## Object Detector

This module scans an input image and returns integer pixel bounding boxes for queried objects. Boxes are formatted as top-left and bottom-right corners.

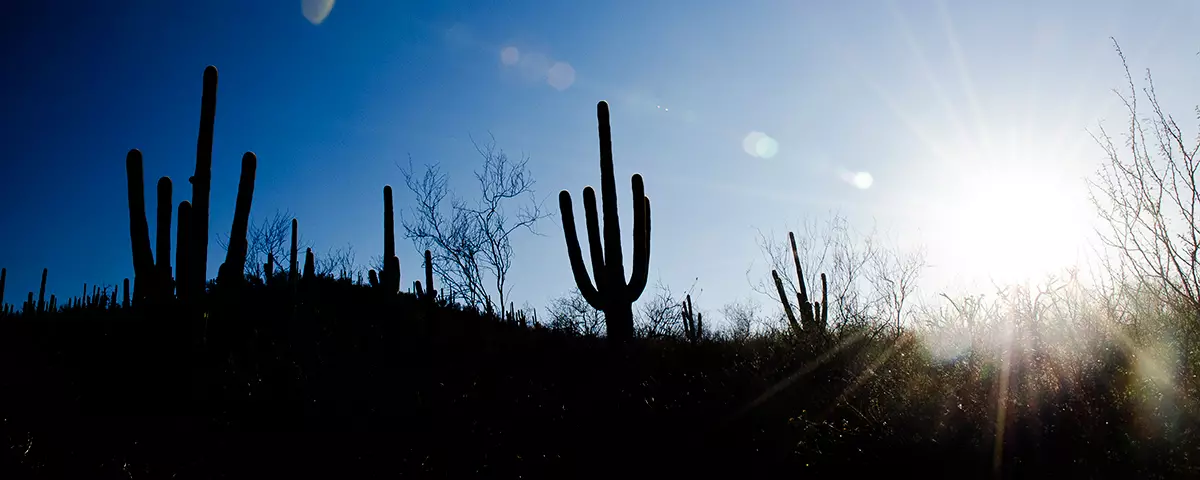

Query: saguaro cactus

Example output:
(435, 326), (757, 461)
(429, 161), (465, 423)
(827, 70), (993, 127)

(303, 248), (315, 281)
(378, 185), (401, 293)
(126, 149), (175, 304)
(559, 101), (651, 341)
(37, 268), (47, 314)
(0, 268), (6, 309)
(771, 231), (829, 336)
(414, 249), (436, 302)
(289, 218), (299, 285)
(217, 152), (257, 284)
(187, 65), (218, 302)
(681, 294), (702, 343)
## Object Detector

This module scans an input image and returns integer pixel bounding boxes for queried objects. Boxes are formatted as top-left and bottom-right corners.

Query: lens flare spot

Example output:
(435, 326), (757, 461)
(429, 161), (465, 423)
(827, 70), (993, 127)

(742, 131), (778, 158)
(853, 172), (874, 189)
(301, 0), (335, 25)
(500, 46), (520, 66)
(547, 62), (576, 91)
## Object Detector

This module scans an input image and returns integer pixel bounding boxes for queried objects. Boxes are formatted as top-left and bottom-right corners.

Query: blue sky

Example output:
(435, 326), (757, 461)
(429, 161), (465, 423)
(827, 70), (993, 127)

(1, 0), (1198, 321)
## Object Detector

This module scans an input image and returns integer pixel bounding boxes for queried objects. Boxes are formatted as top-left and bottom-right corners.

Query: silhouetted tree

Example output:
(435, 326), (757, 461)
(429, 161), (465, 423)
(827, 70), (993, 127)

(400, 134), (548, 317)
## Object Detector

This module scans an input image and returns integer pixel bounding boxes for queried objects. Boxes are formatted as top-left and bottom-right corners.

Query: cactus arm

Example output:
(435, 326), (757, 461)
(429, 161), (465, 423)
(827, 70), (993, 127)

(772, 270), (801, 335)
(788, 232), (808, 302)
(627, 175), (650, 300)
(219, 152), (256, 283)
(582, 186), (605, 289)
(559, 190), (603, 309)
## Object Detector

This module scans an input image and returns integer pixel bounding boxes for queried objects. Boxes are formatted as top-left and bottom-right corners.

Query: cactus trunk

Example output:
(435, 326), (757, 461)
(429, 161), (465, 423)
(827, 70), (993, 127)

(189, 66), (218, 302)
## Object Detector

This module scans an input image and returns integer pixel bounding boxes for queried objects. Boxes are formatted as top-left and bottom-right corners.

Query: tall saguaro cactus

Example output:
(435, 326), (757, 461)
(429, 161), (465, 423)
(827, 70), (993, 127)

(0, 268), (6, 310)
(559, 101), (652, 341)
(187, 65), (218, 303)
(379, 185), (401, 293)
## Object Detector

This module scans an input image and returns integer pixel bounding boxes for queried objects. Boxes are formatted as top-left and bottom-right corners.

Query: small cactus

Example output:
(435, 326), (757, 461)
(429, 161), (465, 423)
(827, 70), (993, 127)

(414, 250), (437, 302)
(37, 268), (47, 314)
(558, 101), (652, 341)
(265, 252), (276, 283)
(303, 248), (315, 281)
(681, 294), (702, 343)
(289, 218), (299, 286)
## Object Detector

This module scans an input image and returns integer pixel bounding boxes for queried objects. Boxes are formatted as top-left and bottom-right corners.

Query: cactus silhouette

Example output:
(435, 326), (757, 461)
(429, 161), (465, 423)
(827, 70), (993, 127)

(217, 152), (257, 285)
(771, 232), (829, 336)
(303, 248), (315, 281)
(37, 268), (47, 314)
(289, 218), (299, 286)
(682, 294), (702, 343)
(186, 65), (218, 303)
(123, 278), (130, 309)
(265, 252), (275, 283)
(558, 101), (651, 341)
(0, 267), (6, 310)
(414, 249), (436, 302)
(125, 149), (175, 305)
(373, 185), (401, 294)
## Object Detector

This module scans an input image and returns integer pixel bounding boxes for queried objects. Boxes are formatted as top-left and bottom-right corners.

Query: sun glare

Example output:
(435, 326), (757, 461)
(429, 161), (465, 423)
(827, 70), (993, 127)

(939, 158), (1091, 284)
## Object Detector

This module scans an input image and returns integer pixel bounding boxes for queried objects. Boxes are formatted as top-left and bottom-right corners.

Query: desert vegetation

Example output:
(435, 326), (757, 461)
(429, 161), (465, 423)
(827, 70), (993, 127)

(2, 48), (1200, 478)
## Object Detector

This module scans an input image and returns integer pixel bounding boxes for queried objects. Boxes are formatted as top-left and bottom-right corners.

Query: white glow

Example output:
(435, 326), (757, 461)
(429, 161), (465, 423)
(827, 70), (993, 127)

(852, 172), (874, 189)
(301, 0), (335, 25)
(742, 131), (778, 159)
(500, 47), (520, 66)
(547, 62), (576, 91)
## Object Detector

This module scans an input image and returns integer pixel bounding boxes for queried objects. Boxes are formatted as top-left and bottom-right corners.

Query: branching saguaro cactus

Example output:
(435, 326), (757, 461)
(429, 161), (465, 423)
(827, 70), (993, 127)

(559, 101), (651, 341)
(126, 150), (175, 305)
(217, 152), (257, 285)
(682, 294), (703, 343)
(771, 231), (829, 336)
(414, 249), (436, 302)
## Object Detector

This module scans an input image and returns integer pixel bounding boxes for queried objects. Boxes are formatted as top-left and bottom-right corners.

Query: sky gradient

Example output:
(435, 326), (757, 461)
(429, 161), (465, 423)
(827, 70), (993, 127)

(2, 0), (1198, 322)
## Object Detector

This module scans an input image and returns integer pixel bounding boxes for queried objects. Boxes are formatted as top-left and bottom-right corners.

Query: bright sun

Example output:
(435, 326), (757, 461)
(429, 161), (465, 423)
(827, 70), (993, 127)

(935, 151), (1095, 285)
